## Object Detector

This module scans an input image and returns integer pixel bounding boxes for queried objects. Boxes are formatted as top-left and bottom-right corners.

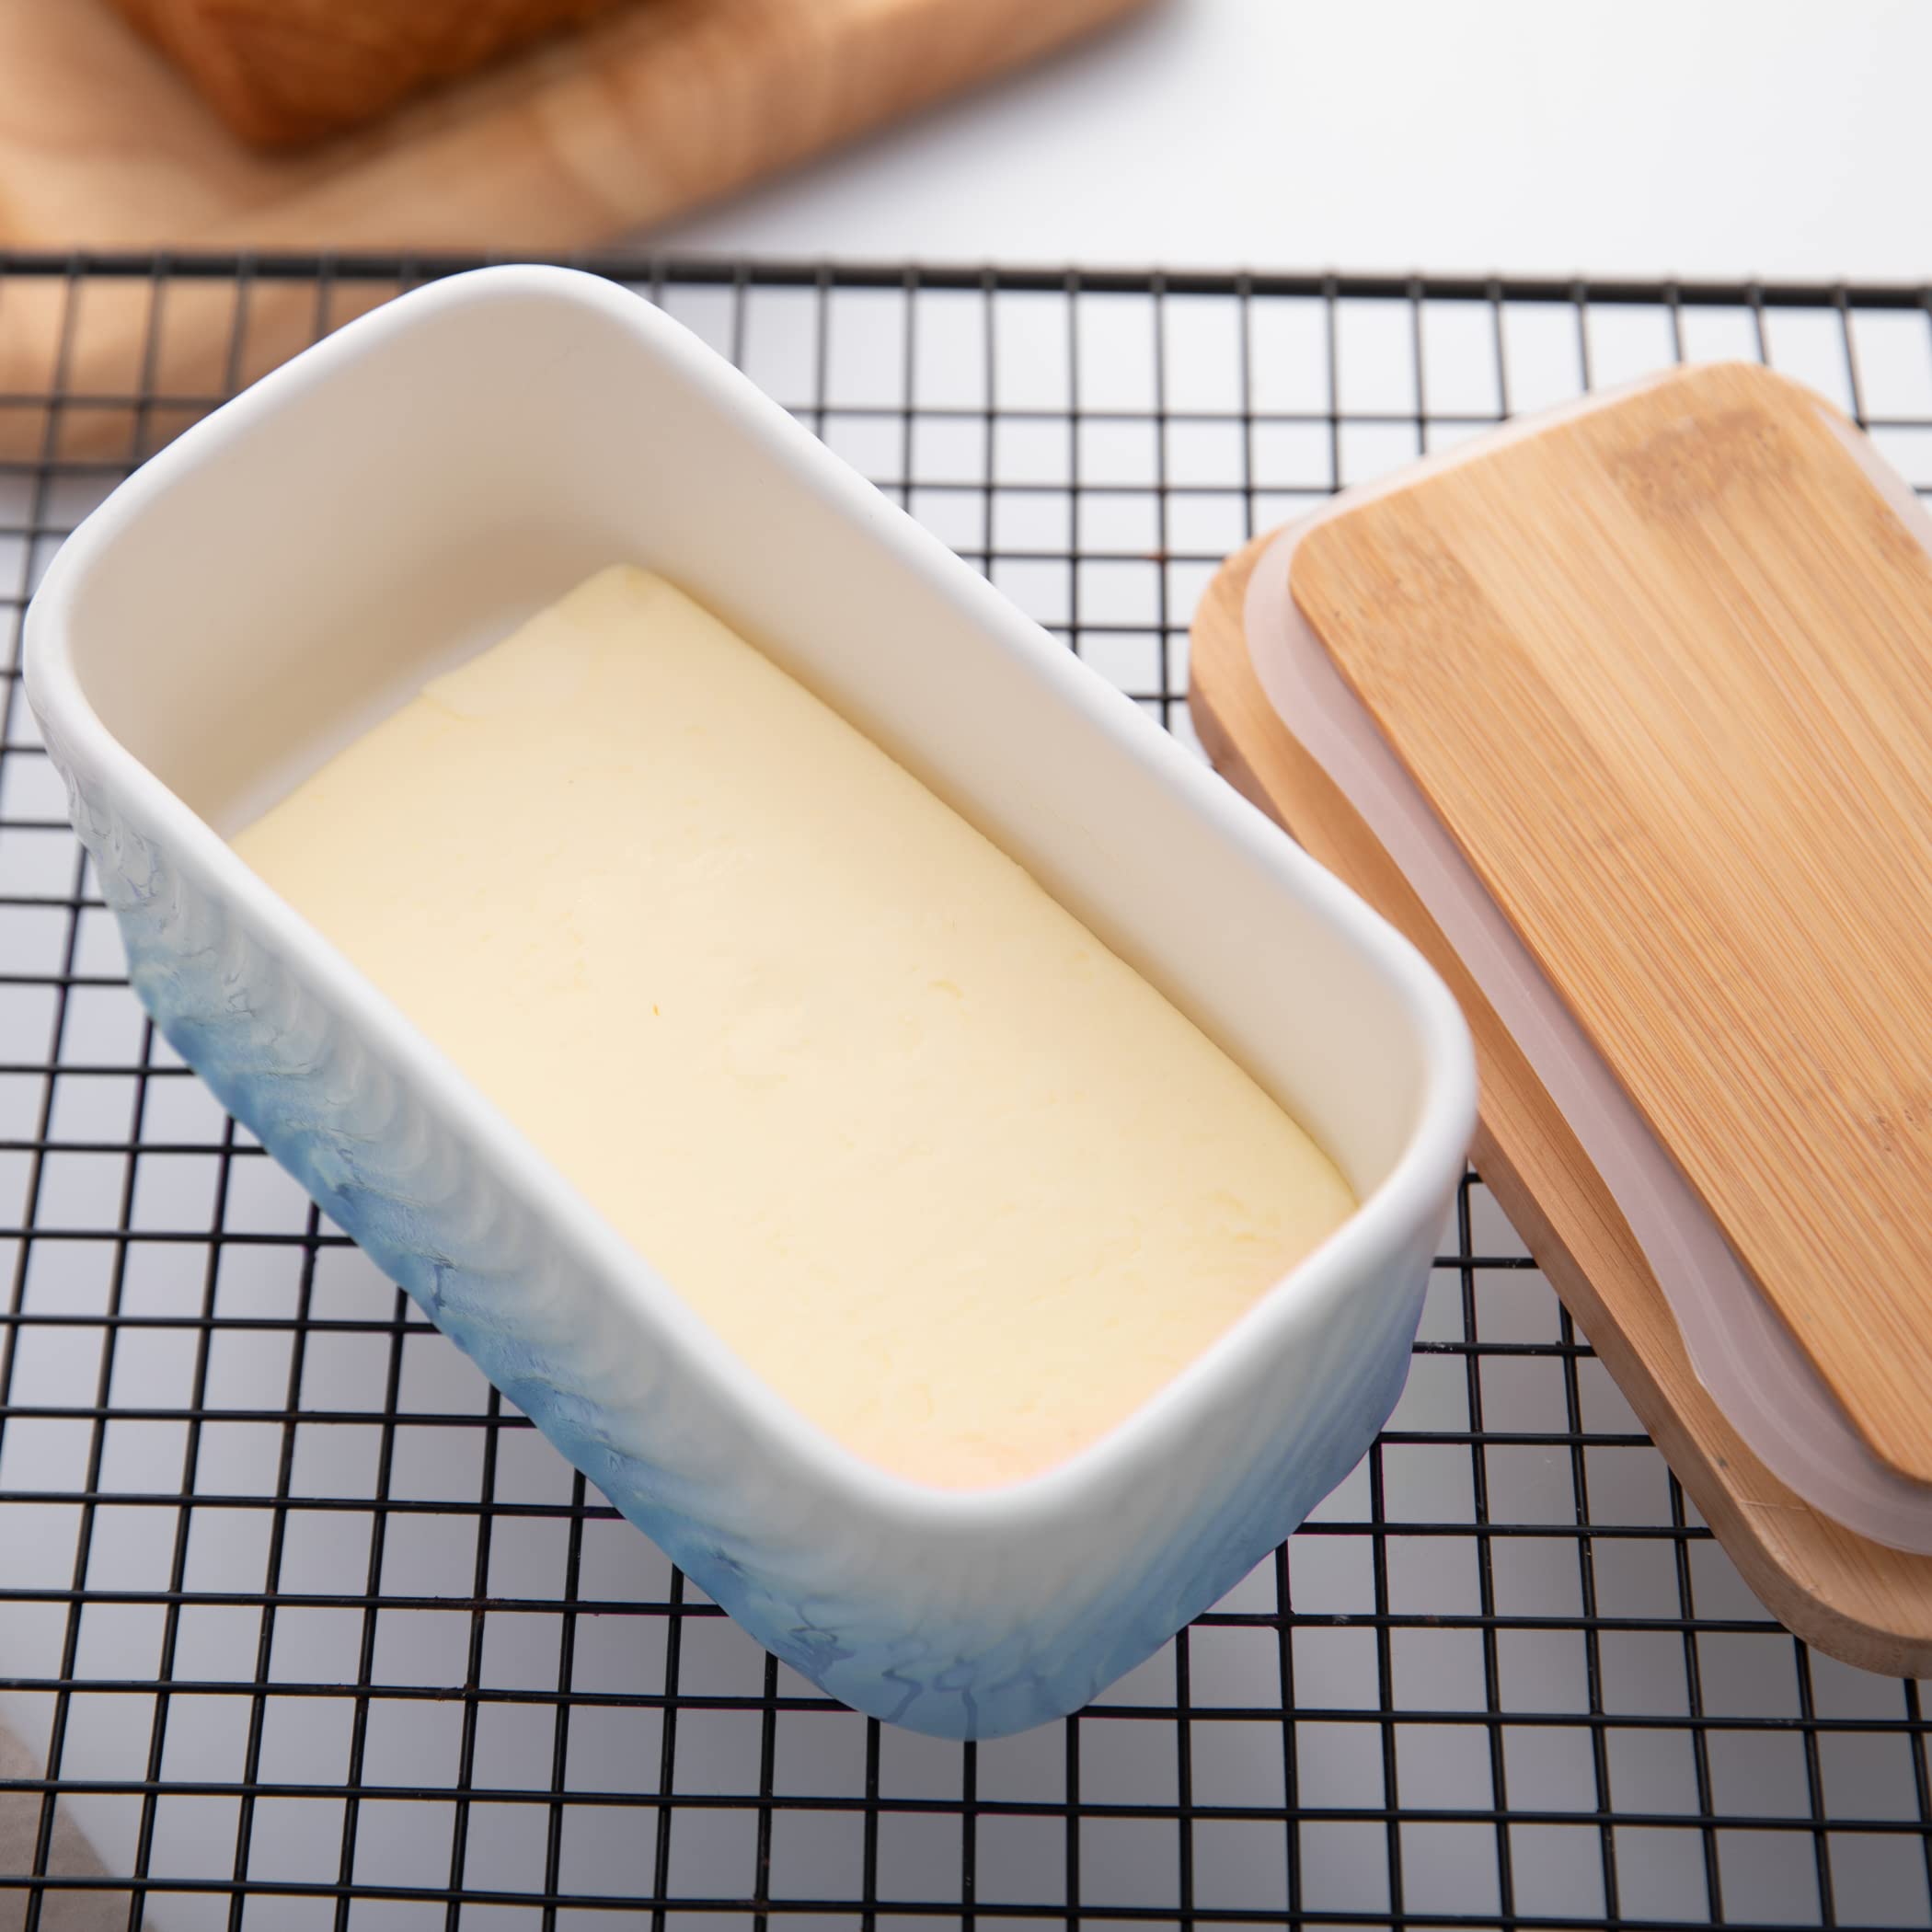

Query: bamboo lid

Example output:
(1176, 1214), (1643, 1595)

(1290, 362), (1932, 1484)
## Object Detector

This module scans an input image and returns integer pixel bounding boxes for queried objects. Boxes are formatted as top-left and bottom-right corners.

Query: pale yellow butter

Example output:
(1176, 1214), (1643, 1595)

(233, 567), (1353, 1488)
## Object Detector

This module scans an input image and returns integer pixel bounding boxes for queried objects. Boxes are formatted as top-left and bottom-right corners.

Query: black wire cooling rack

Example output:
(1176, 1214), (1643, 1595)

(2, 255), (1932, 1932)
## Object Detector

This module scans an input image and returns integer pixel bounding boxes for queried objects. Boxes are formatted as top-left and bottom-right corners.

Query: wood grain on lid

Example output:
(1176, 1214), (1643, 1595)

(1289, 362), (1932, 1484)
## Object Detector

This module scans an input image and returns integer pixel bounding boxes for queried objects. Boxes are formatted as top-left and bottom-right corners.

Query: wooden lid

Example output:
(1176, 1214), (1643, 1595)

(1290, 362), (1932, 1484)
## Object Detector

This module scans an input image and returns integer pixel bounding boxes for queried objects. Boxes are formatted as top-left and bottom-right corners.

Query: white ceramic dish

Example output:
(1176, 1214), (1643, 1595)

(24, 267), (1474, 1738)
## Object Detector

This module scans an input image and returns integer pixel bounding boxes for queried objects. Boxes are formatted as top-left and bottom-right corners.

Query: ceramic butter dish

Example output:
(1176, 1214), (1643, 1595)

(26, 268), (1475, 1737)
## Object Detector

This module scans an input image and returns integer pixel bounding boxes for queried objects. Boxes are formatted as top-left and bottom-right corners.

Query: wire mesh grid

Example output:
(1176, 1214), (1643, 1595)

(1, 255), (1931, 1931)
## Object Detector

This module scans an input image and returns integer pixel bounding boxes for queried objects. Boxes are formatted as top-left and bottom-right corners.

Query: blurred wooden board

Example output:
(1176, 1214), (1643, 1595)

(104, 0), (632, 148)
(1291, 362), (1932, 1486)
(0, 0), (1146, 458)
(1190, 532), (1932, 1677)
(0, 262), (428, 466)
(0, 0), (1147, 249)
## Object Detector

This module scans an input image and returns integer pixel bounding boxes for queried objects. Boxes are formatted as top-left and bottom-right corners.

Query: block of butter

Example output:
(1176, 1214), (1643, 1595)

(233, 566), (1352, 1487)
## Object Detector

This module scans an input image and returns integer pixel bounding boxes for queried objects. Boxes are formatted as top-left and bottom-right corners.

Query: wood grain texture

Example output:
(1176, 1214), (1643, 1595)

(0, 0), (1146, 458)
(1290, 362), (1932, 1486)
(0, 0), (1148, 248)
(1190, 535), (1932, 1676)
(108, 0), (629, 146)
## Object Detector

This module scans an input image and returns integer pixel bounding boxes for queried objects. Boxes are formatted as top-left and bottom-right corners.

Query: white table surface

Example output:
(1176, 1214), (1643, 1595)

(658, 0), (1929, 285)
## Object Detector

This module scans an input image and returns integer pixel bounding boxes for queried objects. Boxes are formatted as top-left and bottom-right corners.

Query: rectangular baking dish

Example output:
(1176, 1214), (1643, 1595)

(23, 267), (1474, 1739)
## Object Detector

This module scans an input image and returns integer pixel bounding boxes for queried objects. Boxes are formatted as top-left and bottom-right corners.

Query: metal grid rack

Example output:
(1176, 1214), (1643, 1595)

(1, 254), (1930, 1932)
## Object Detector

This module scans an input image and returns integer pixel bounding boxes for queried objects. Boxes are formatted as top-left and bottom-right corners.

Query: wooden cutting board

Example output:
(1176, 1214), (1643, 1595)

(0, 0), (1146, 249)
(1190, 362), (1932, 1673)
(0, 0), (1146, 459)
